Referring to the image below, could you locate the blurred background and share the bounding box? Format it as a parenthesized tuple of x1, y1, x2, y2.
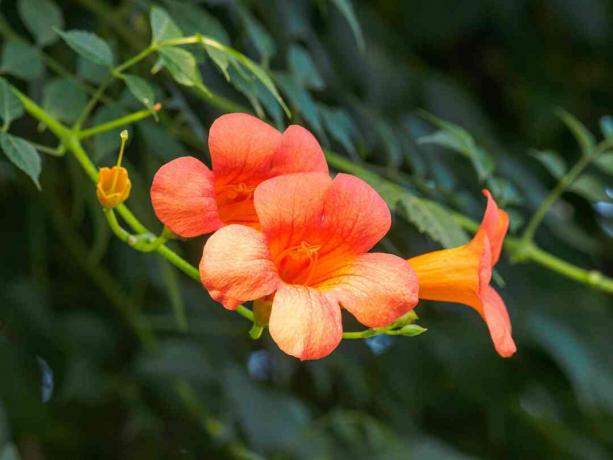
(1, 0, 612, 458)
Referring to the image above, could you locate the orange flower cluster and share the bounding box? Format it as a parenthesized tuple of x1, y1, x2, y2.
(149, 113, 516, 360)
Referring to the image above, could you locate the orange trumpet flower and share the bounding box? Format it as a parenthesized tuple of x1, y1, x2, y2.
(200, 172, 419, 360)
(150, 113, 328, 237)
(407, 190, 516, 357)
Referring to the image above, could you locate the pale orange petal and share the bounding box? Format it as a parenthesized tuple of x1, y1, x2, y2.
(324, 253, 419, 327)
(200, 225, 279, 309)
(151, 156, 223, 237)
(270, 125, 329, 175)
(209, 113, 282, 185)
(268, 284, 342, 360)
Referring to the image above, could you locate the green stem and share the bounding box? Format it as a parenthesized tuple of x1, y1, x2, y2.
(78, 107, 159, 139)
(521, 154, 593, 243)
(73, 77, 112, 130)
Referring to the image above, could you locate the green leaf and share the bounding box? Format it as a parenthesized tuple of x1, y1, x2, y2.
(158, 47, 202, 87)
(123, 74, 156, 111)
(531, 149, 567, 178)
(1, 41, 44, 81)
(330, 0, 365, 51)
(556, 109, 595, 156)
(203, 39, 289, 117)
(42, 78, 88, 124)
(18, 0, 64, 46)
(163, 0, 229, 44)
(418, 112, 495, 181)
(319, 104, 357, 155)
(288, 45, 324, 90)
(569, 175, 609, 202)
(55, 29, 114, 67)
(204, 45, 230, 80)
(0, 78, 25, 126)
(77, 57, 108, 84)
(236, 7, 276, 62)
(594, 152, 613, 175)
(150, 6, 183, 43)
(0, 133, 42, 189)
(396, 194, 469, 248)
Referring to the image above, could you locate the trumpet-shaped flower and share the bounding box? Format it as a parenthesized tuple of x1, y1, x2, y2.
(150, 113, 328, 237)
(407, 190, 516, 357)
(200, 173, 419, 360)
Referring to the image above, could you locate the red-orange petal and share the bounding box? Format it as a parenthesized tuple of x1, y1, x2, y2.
(209, 113, 282, 186)
(200, 224, 279, 310)
(268, 283, 342, 360)
(254, 172, 333, 257)
(151, 156, 223, 237)
(270, 125, 329, 176)
(324, 253, 419, 327)
(321, 174, 391, 255)
(480, 190, 509, 266)
(479, 286, 516, 357)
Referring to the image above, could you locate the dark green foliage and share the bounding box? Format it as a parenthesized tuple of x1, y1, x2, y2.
(0, 0, 612, 459)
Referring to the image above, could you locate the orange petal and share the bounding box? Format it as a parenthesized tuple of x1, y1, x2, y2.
(268, 284, 342, 360)
(480, 286, 516, 357)
(200, 224, 279, 309)
(270, 125, 329, 175)
(408, 230, 492, 311)
(480, 190, 509, 266)
(254, 172, 332, 256)
(324, 253, 419, 327)
(209, 113, 282, 186)
(151, 157, 223, 237)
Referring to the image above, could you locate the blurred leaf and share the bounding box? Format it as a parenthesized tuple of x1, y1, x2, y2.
(531, 149, 567, 178)
(599, 115, 613, 138)
(204, 45, 230, 80)
(150, 6, 183, 43)
(330, 0, 365, 51)
(556, 109, 595, 156)
(123, 74, 156, 111)
(158, 47, 203, 88)
(76, 57, 108, 84)
(138, 120, 187, 161)
(288, 45, 324, 90)
(91, 105, 132, 160)
(0, 133, 41, 190)
(18, 0, 64, 46)
(418, 112, 494, 181)
(319, 104, 357, 155)
(224, 366, 310, 454)
(55, 29, 114, 67)
(528, 313, 613, 411)
(0, 41, 43, 81)
(397, 194, 468, 247)
(276, 72, 321, 133)
(204, 39, 289, 116)
(42, 78, 88, 124)
(0, 78, 24, 126)
(0, 443, 20, 460)
(594, 152, 613, 175)
(568, 175, 609, 202)
(163, 0, 229, 44)
(235, 7, 276, 62)
(136, 339, 212, 383)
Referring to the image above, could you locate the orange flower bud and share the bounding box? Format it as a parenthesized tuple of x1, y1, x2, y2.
(96, 129, 131, 209)
(96, 166, 131, 208)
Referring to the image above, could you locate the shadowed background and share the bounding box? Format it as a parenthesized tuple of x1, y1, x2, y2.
(1, 0, 612, 458)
